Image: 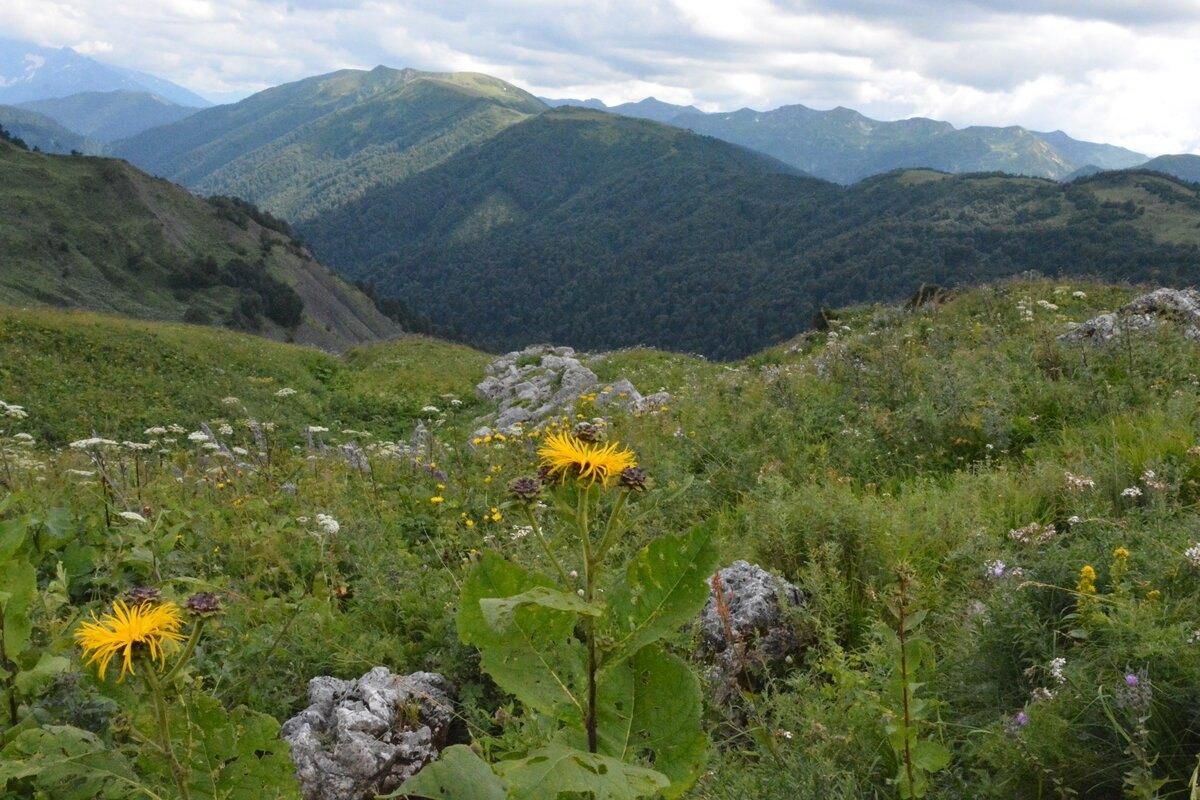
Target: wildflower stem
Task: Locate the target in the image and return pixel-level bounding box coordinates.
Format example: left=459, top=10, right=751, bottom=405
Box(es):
left=522, top=505, right=569, bottom=584
left=594, top=490, right=630, bottom=563
left=140, top=656, right=191, bottom=800
left=162, top=620, right=205, bottom=686
left=895, top=571, right=916, bottom=795
left=577, top=484, right=599, bottom=754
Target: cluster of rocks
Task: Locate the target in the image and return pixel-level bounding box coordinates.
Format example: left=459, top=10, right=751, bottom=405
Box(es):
left=281, top=668, right=455, bottom=800
left=698, top=561, right=806, bottom=707
left=1059, top=288, right=1200, bottom=345
left=474, top=344, right=670, bottom=434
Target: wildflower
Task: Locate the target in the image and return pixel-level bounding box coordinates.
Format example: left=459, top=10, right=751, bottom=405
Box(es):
left=1116, top=671, right=1151, bottom=714
left=1, top=400, right=28, bottom=419
left=1064, top=471, right=1096, bottom=491
left=218, top=423, right=234, bottom=436
left=117, top=511, right=148, bottom=524
left=508, top=477, right=542, bottom=502
left=1121, top=486, right=1143, bottom=499
left=187, top=431, right=210, bottom=443
left=125, top=586, right=162, bottom=606
left=1067, top=515, right=1082, bottom=525
left=1049, top=657, right=1067, bottom=684
left=1030, top=687, right=1056, bottom=703
left=274, top=387, right=297, bottom=398
left=984, top=559, right=1007, bottom=579
left=430, top=496, right=444, bottom=505
left=538, top=432, right=637, bottom=487
left=421, top=405, right=440, bottom=414
left=510, top=525, right=532, bottom=541
left=1142, top=469, right=1167, bottom=491
left=1113, top=546, right=1130, bottom=561
left=572, top=420, right=604, bottom=443
left=1077, top=565, right=1097, bottom=595
left=315, top=513, right=340, bottom=536
left=1188, top=630, right=1200, bottom=645
left=69, top=437, right=116, bottom=450
left=221, top=396, right=240, bottom=406
left=74, top=600, right=186, bottom=681
left=308, top=425, right=329, bottom=434
left=1184, top=543, right=1200, bottom=569
left=1008, top=522, right=1058, bottom=545
left=619, top=466, right=649, bottom=491
left=184, top=592, right=222, bottom=617
left=1072, top=291, right=1087, bottom=299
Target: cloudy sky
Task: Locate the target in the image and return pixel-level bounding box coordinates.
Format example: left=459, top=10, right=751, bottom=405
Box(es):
left=3, top=0, right=1199, bottom=155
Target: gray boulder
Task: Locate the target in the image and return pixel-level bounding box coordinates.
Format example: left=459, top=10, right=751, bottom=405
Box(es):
left=1060, top=288, right=1200, bottom=345
left=699, top=562, right=804, bottom=702
left=281, top=667, right=454, bottom=800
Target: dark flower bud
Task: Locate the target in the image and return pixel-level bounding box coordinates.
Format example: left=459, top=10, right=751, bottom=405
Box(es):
left=125, top=586, right=161, bottom=606
left=619, top=466, right=649, bottom=492
left=572, top=421, right=604, bottom=443
left=508, top=476, right=543, bottom=502
left=185, top=592, right=222, bottom=617
left=537, top=464, right=555, bottom=484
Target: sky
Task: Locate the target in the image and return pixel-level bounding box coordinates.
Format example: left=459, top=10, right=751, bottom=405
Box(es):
left=2, top=0, right=1199, bottom=155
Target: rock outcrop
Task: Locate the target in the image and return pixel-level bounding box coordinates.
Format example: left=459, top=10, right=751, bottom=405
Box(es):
left=474, top=345, right=670, bottom=434
left=281, top=667, right=454, bottom=800
left=699, top=561, right=804, bottom=705
left=1060, top=288, right=1200, bottom=345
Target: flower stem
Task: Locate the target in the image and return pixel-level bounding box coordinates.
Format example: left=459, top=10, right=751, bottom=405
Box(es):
left=140, top=657, right=190, bottom=800
left=594, top=490, right=630, bottom=563
left=522, top=505, right=569, bottom=584
left=162, top=620, right=204, bottom=686
left=577, top=484, right=599, bottom=754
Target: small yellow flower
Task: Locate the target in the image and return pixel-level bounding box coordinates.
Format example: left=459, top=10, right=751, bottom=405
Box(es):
left=537, top=432, right=637, bottom=487
left=491, top=512, right=502, bottom=523
left=430, top=496, right=444, bottom=505
left=465, top=519, right=475, bottom=528
left=74, top=600, right=186, bottom=681
left=1145, top=589, right=1161, bottom=603
left=1113, top=547, right=1130, bottom=560
left=436, top=483, right=446, bottom=490
left=1077, top=564, right=1097, bottom=595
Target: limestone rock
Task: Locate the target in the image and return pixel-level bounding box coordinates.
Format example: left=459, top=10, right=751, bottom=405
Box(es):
left=1060, top=288, right=1200, bottom=345
left=281, top=667, right=454, bottom=800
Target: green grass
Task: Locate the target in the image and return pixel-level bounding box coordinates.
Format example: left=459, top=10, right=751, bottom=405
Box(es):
left=5, top=277, right=1200, bottom=798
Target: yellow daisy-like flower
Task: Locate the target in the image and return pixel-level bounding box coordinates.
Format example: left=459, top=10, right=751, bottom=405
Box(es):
left=74, top=600, right=186, bottom=681
left=537, top=432, right=637, bottom=487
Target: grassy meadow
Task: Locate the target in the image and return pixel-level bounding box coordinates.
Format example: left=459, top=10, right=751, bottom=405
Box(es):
left=2, top=278, right=1200, bottom=798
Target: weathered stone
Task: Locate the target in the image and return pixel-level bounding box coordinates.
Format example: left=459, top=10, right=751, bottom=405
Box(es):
left=699, top=561, right=804, bottom=693
left=1060, top=288, right=1200, bottom=345
left=281, top=667, right=454, bottom=800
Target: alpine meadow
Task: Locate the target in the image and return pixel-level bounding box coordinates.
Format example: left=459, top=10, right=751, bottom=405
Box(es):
left=3, top=7, right=1200, bottom=800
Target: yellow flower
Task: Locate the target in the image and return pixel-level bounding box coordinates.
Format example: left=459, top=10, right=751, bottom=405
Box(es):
left=430, top=496, right=444, bottom=505
left=1113, top=547, right=1130, bottom=560
left=537, top=432, right=637, bottom=487
left=465, top=519, right=475, bottom=528
left=74, top=600, right=186, bottom=681
left=1077, top=564, right=1097, bottom=595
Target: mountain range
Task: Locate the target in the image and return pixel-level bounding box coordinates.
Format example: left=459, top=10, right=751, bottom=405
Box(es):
left=0, top=135, right=400, bottom=350
left=18, top=90, right=200, bottom=142
left=0, top=37, right=209, bottom=107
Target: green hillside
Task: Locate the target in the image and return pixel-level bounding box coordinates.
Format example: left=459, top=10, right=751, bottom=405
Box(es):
left=1139, top=154, right=1200, bottom=184
left=300, top=109, right=1200, bottom=359
left=6, top=279, right=1200, bottom=798
left=113, top=66, right=547, bottom=222
left=669, top=104, right=1147, bottom=182
left=18, top=90, right=199, bottom=143
left=0, top=139, right=400, bottom=350
left=0, top=105, right=97, bottom=153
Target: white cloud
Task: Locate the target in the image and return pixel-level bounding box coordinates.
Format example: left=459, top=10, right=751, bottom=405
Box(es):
left=1, top=0, right=1197, bottom=154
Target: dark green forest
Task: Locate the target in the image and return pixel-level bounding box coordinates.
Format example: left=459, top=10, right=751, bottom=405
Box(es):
left=301, top=109, right=1200, bottom=359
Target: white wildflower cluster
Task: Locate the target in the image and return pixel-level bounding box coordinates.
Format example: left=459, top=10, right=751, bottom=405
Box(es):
left=1064, top=471, right=1096, bottom=491
left=218, top=423, right=234, bottom=436
left=307, top=425, right=329, bottom=434
left=187, top=431, right=211, bottom=443
left=1, top=400, right=28, bottom=419
left=1141, top=469, right=1167, bottom=492
left=274, top=387, right=297, bottom=398
left=510, top=525, right=533, bottom=541
left=1048, top=657, right=1067, bottom=685
left=1008, top=522, right=1058, bottom=546
left=1030, top=687, right=1056, bottom=703
left=221, top=396, right=240, bottom=406
left=1072, top=291, right=1087, bottom=299
left=1036, top=299, right=1059, bottom=311
left=122, top=441, right=152, bottom=451
left=144, top=426, right=169, bottom=436
left=69, top=437, right=117, bottom=450
left=1185, top=543, right=1200, bottom=570
left=1121, top=486, right=1143, bottom=499
left=315, top=513, right=340, bottom=536
left=1015, top=298, right=1034, bottom=322
left=420, top=405, right=441, bottom=415
left=984, top=559, right=1023, bottom=580
left=1189, top=630, right=1200, bottom=645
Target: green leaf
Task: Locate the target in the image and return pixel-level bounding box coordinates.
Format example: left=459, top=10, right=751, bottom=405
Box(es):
left=0, top=558, right=36, bottom=656
left=0, top=516, right=27, bottom=561
left=910, top=739, right=951, bottom=773
left=458, top=552, right=586, bottom=721
left=480, top=586, right=603, bottom=633
left=395, top=745, right=506, bottom=800
left=602, top=519, right=719, bottom=664
left=595, top=644, right=708, bottom=797
left=15, top=653, right=70, bottom=696
left=0, top=725, right=150, bottom=800
left=495, top=742, right=669, bottom=800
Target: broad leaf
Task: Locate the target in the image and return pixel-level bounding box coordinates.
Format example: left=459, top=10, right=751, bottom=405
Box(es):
left=595, top=644, right=708, bottom=798
left=910, top=739, right=951, bottom=772
left=481, top=586, right=603, bottom=633
left=0, top=516, right=27, bottom=561
left=602, top=519, right=719, bottom=664
left=458, top=552, right=586, bottom=721
left=495, top=742, right=669, bottom=800
left=0, top=558, right=35, bottom=656
left=396, top=745, right=506, bottom=800
left=15, top=653, right=70, bottom=696
left=0, top=725, right=148, bottom=800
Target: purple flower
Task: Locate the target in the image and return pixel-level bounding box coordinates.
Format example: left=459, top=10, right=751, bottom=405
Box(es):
left=1015, top=711, right=1029, bottom=726
left=1124, top=673, right=1140, bottom=687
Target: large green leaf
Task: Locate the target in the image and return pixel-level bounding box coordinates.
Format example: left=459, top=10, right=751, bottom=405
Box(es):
left=395, top=745, right=506, bottom=800
left=595, top=644, right=708, bottom=798
left=0, top=725, right=151, bottom=799
left=602, top=520, right=719, bottom=665
left=494, top=742, right=669, bottom=800
left=0, top=558, right=36, bottom=656
left=14, top=653, right=70, bottom=696
left=0, top=515, right=28, bottom=561
left=458, top=552, right=586, bottom=721
left=480, top=586, right=603, bottom=633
